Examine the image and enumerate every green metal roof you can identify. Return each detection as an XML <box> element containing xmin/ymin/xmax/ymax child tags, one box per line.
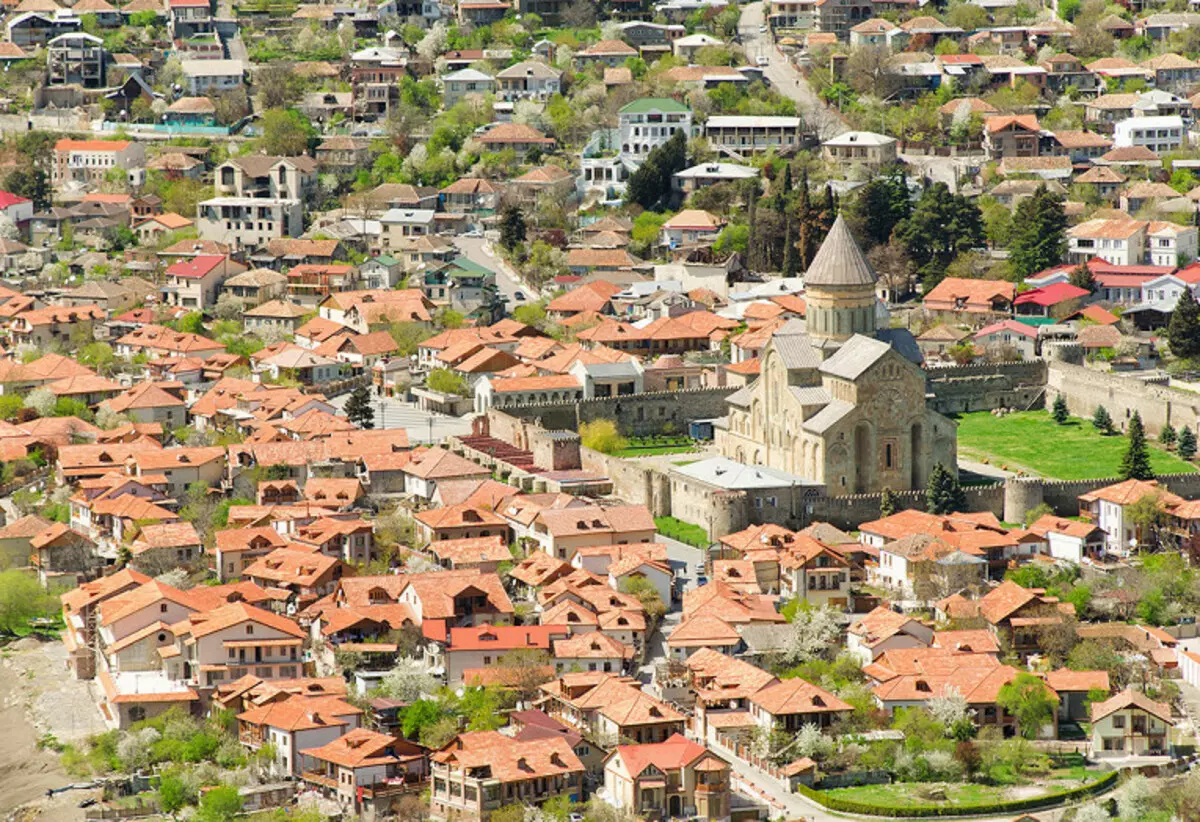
<box><xmin>1014</xmin><ymin>316</ymin><xmax>1059</xmax><ymax>326</ymax></box>
<box><xmin>371</xmin><ymin>254</ymin><xmax>399</xmax><ymax>266</ymax></box>
<box><xmin>449</xmin><ymin>255</ymin><xmax>493</xmax><ymax>276</ymax></box>
<box><xmin>619</xmin><ymin>97</ymin><xmax>691</xmax><ymax>114</ymax></box>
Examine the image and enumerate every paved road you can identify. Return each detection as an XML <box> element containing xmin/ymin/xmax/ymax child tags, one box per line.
<box><xmin>737</xmin><ymin>2</ymin><xmax>847</xmax><ymax>140</ymax></box>
<box><xmin>329</xmin><ymin>393</ymin><xmax>473</xmax><ymax>443</ymax></box>
<box><xmin>454</xmin><ymin>236</ymin><xmax>532</xmax><ymax>306</ymax></box>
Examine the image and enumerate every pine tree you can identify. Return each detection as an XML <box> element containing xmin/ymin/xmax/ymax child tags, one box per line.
<box><xmin>1119</xmin><ymin>412</ymin><xmax>1154</xmax><ymax>481</ymax></box>
<box><xmin>1161</xmin><ymin>423</ymin><xmax>1177</xmax><ymax>450</ymax></box>
<box><xmin>1068</xmin><ymin>262</ymin><xmax>1097</xmax><ymax>293</ymax></box>
<box><xmin>1180</xmin><ymin>427</ymin><xmax>1197</xmax><ymax>459</ymax></box>
<box><xmin>1093</xmin><ymin>405</ymin><xmax>1114</xmax><ymax>435</ymax></box>
<box><xmin>499</xmin><ymin>204</ymin><xmax>526</xmax><ymax>250</ymax></box>
<box><xmin>926</xmin><ymin>463</ymin><xmax>967</xmax><ymax>515</ymax></box>
<box><xmin>1051</xmin><ymin>394</ymin><xmax>1069</xmax><ymax>424</ymax></box>
<box><xmin>880</xmin><ymin>487</ymin><xmax>896</xmax><ymax>518</ymax></box>
<box><xmin>345</xmin><ymin>385</ymin><xmax>375</xmax><ymax>430</ymax></box>
<box><xmin>1168</xmin><ymin>288</ymin><xmax>1200</xmax><ymax>360</ymax></box>
<box><xmin>1009</xmin><ymin>185</ymin><xmax>1068</xmax><ymax>279</ymax></box>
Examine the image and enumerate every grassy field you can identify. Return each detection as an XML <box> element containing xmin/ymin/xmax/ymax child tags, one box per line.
<box><xmin>824</xmin><ymin>771</ymin><xmax>1107</xmax><ymax>810</ymax></box>
<box><xmin>956</xmin><ymin>411</ymin><xmax>1197</xmax><ymax>480</ymax></box>
<box><xmin>612</xmin><ymin>445</ymin><xmax>699</xmax><ymax>457</ymax></box>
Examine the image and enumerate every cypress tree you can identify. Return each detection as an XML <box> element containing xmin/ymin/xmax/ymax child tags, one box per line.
<box><xmin>880</xmin><ymin>487</ymin><xmax>896</xmax><ymax>518</ymax></box>
<box><xmin>1092</xmin><ymin>405</ymin><xmax>1113</xmax><ymax>434</ymax></box>
<box><xmin>797</xmin><ymin>169</ymin><xmax>813</xmax><ymax>269</ymax></box>
<box><xmin>1119</xmin><ymin>412</ymin><xmax>1154</xmax><ymax>481</ymax></box>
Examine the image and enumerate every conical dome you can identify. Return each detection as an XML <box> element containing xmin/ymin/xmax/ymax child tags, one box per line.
<box><xmin>803</xmin><ymin>214</ymin><xmax>877</xmax><ymax>287</ymax></box>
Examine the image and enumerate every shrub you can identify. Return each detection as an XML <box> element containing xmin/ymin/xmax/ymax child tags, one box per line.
<box><xmin>580</xmin><ymin>419</ymin><xmax>627</xmax><ymax>454</ymax></box>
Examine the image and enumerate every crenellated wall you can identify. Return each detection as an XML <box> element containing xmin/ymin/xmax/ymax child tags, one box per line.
<box><xmin>1047</xmin><ymin>361</ymin><xmax>1200</xmax><ymax>437</ymax></box>
<box><xmin>926</xmin><ymin>361</ymin><xmax>1048</xmax><ymax>415</ymax></box>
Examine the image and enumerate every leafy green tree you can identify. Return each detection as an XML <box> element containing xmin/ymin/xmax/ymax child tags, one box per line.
<box><xmin>258</xmin><ymin>109</ymin><xmax>315</xmax><ymax>156</ymax></box>
<box><xmin>1180</xmin><ymin>427</ymin><xmax>1197</xmax><ymax>459</ymax></box>
<box><xmin>512</xmin><ymin>302</ymin><xmax>546</xmax><ymax>328</ymax></box>
<box><xmin>1168</xmin><ymin>288</ymin><xmax>1200</xmax><ymax>360</ymax></box>
<box><xmin>1118</xmin><ymin>411</ymin><xmax>1154</xmax><ymax>480</ymax></box>
<box><xmin>176</xmin><ymin>312</ymin><xmax>205</xmax><ymax>334</ymax></box>
<box><xmin>926</xmin><ymin>462</ymin><xmax>966</xmax><ymax>515</ymax></box>
<box><xmin>895</xmin><ymin>182</ymin><xmax>985</xmax><ymax>288</ymax></box>
<box><xmin>437</xmin><ymin>309</ymin><xmax>465</xmax><ymax>329</ymax></box>
<box><xmin>157</xmin><ymin>771</ymin><xmax>193</xmax><ymax>813</ymax></box>
<box><xmin>426</xmin><ymin>368</ymin><xmax>469</xmax><ymax>397</ymax></box>
<box><xmin>0</xmin><ymin>394</ymin><xmax>24</xmax><ymax>420</ymax></box>
<box><xmin>1009</xmin><ymin>185</ymin><xmax>1067</xmax><ymax>279</ymax></box>
<box><xmin>344</xmin><ymin>385</ymin><xmax>375</xmax><ymax>430</ymax></box>
<box><xmin>1051</xmin><ymin>394</ymin><xmax>1069</xmax><ymax>424</ymax></box>
<box><xmin>400</xmin><ymin>699</ymin><xmax>445</xmax><ymax>739</ymax></box>
<box><xmin>997</xmin><ymin>672</ymin><xmax>1059</xmax><ymax>738</ymax></box>
<box><xmin>195</xmin><ymin>785</ymin><xmax>242</xmax><ymax>822</ymax></box>
<box><xmin>1092</xmin><ymin>405</ymin><xmax>1114</xmax><ymax>434</ymax></box>
<box><xmin>499</xmin><ymin>204</ymin><xmax>526</xmax><ymax>250</ymax></box>
<box><xmin>389</xmin><ymin>321</ymin><xmax>432</xmax><ymax>356</ymax></box>
<box><xmin>1161</xmin><ymin>423</ymin><xmax>1177</xmax><ymax>449</ymax></box>
<box><xmin>0</xmin><ymin>570</ymin><xmax>53</xmax><ymax>635</ymax></box>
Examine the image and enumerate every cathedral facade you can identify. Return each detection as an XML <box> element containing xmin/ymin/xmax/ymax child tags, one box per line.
<box><xmin>715</xmin><ymin>216</ymin><xmax>957</xmax><ymax>494</ymax></box>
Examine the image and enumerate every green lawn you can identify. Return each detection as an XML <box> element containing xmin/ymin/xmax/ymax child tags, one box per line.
<box><xmin>655</xmin><ymin>515</ymin><xmax>709</xmax><ymax>548</ymax></box>
<box><xmin>612</xmin><ymin>445</ymin><xmax>699</xmax><ymax>458</ymax></box>
<box><xmin>956</xmin><ymin>411</ymin><xmax>1197</xmax><ymax>480</ymax></box>
<box><xmin>825</xmin><ymin>783</ymin><xmax>1015</xmax><ymax>808</ymax></box>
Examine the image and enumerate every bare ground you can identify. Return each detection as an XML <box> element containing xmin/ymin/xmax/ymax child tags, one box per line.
<box><xmin>0</xmin><ymin>638</ymin><xmax>106</xmax><ymax>821</ymax></box>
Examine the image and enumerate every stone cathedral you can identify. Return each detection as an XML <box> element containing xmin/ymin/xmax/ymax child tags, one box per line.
<box><xmin>716</xmin><ymin>215</ymin><xmax>958</xmax><ymax>494</ymax></box>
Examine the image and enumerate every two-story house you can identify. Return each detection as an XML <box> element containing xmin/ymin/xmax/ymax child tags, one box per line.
<box><xmin>1090</xmin><ymin>689</ymin><xmax>1174</xmax><ymax>758</ymax></box>
<box><xmin>162</xmin><ymin>254</ymin><xmax>247</xmax><ymax>311</ymax></box>
<box><xmin>603</xmin><ymin>736</ymin><xmax>730</xmax><ymax>821</ymax></box>
<box><xmin>495</xmin><ymin>60</ymin><xmax>563</xmax><ymax>101</ymax></box>
<box><xmin>430</xmin><ymin>732</ymin><xmax>584</xmax><ymax>821</ymax></box>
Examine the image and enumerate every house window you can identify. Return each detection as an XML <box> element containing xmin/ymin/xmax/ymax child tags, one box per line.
<box><xmin>1113</xmin><ymin>715</ymin><xmax>1125</xmax><ymax>729</ymax></box>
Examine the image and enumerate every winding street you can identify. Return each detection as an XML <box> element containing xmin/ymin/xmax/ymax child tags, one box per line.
<box><xmin>736</xmin><ymin>2</ymin><xmax>848</xmax><ymax>139</ymax></box>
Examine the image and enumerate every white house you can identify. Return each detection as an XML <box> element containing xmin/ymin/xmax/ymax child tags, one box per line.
<box><xmin>1146</xmin><ymin>221</ymin><xmax>1198</xmax><ymax>268</ymax></box>
<box><xmin>1029</xmin><ymin>514</ymin><xmax>1106</xmax><ymax>565</ymax></box>
<box><xmin>846</xmin><ymin>606</ymin><xmax>933</xmax><ymax>664</ymax></box>
<box><xmin>1078</xmin><ymin>478</ymin><xmax>1180</xmax><ymax>555</ymax></box>
<box><xmin>181</xmin><ymin>59</ymin><xmax>245</xmax><ymax>95</ymax></box>
<box><xmin>1067</xmin><ymin>218</ymin><xmax>1148</xmax><ymax>266</ymax></box>
<box><xmin>1113</xmin><ymin>114</ymin><xmax>1185</xmax><ymax>153</ymax></box>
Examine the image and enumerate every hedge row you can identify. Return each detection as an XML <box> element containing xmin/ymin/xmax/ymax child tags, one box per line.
<box><xmin>795</xmin><ymin>771</ymin><xmax>1118</xmax><ymax>818</ymax></box>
